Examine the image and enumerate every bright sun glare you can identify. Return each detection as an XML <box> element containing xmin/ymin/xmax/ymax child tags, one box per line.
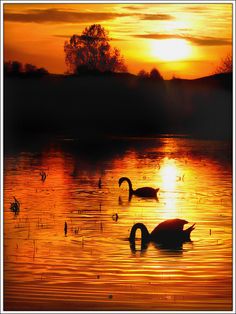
<box><xmin>159</xmin><ymin>159</ymin><xmax>180</xmax><ymax>219</ymax></box>
<box><xmin>160</xmin><ymin>162</ymin><xmax>179</xmax><ymax>191</ymax></box>
<box><xmin>152</xmin><ymin>39</ymin><xmax>191</xmax><ymax>61</ymax></box>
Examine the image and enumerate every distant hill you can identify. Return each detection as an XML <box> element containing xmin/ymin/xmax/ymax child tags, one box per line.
<box><xmin>193</xmin><ymin>72</ymin><xmax>232</xmax><ymax>82</ymax></box>
<box><xmin>4</xmin><ymin>71</ymin><xmax>232</xmax><ymax>148</ymax></box>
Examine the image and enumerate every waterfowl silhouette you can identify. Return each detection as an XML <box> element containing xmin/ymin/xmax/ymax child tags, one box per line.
<box><xmin>40</xmin><ymin>171</ymin><xmax>47</xmax><ymax>182</ymax></box>
<box><xmin>129</xmin><ymin>218</ymin><xmax>195</xmax><ymax>249</ymax></box>
<box><xmin>64</xmin><ymin>221</ymin><xmax>68</xmax><ymax>236</ymax></box>
<box><xmin>10</xmin><ymin>196</ymin><xmax>20</xmax><ymax>215</ymax></box>
<box><xmin>112</xmin><ymin>213</ymin><xmax>119</xmax><ymax>222</ymax></box>
<box><xmin>98</xmin><ymin>178</ymin><xmax>102</xmax><ymax>189</ymax></box>
<box><xmin>118</xmin><ymin>177</ymin><xmax>159</xmax><ymax>199</ymax></box>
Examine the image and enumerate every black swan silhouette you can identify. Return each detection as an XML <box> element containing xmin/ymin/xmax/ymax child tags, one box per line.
<box><xmin>129</xmin><ymin>218</ymin><xmax>195</xmax><ymax>248</ymax></box>
<box><xmin>119</xmin><ymin>177</ymin><xmax>159</xmax><ymax>199</ymax></box>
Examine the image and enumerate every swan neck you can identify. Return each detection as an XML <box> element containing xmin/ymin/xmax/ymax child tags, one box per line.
<box><xmin>125</xmin><ymin>178</ymin><xmax>133</xmax><ymax>193</ymax></box>
<box><xmin>129</xmin><ymin>223</ymin><xmax>150</xmax><ymax>242</ymax></box>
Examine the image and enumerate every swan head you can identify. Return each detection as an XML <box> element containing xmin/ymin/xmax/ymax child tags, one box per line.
<box><xmin>118</xmin><ymin>177</ymin><xmax>129</xmax><ymax>187</ymax></box>
<box><xmin>177</xmin><ymin>218</ymin><xmax>188</xmax><ymax>225</ymax></box>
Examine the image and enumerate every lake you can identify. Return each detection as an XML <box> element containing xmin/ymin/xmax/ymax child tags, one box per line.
<box><xmin>3</xmin><ymin>136</ymin><xmax>233</xmax><ymax>311</ymax></box>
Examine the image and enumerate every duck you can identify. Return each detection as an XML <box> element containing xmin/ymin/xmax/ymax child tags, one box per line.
<box><xmin>129</xmin><ymin>218</ymin><xmax>195</xmax><ymax>247</ymax></box>
<box><xmin>118</xmin><ymin>177</ymin><xmax>159</xmax><ymax>199</ymax></box>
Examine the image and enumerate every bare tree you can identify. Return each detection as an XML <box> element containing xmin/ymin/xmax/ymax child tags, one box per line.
<box><xmin>64</xmin><ymin>24</ymin><xmax>127</xmax><ymax>74</ymax></box>
<box><xmin>215</xmin><ymin>53</ymin><xmax>232</xmax><ymax>74</ymax></box>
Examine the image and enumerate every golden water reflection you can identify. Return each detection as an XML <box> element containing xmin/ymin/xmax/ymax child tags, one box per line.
<box><xmin>159</xmin><ymin>158</ymin><xmax>179</xmax><ymax>219</ymax></box>
<box><xmin>4</xmin><ymin>137</ymin><xmax>232</xmax><ymax>311</ymax></box>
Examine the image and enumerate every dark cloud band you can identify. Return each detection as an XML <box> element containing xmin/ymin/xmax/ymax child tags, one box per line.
<box><xmin>134</xmin><ymin>33</ymin><xmax>231</xmax><ymax>46</ymax></box>
<box><xmin>53</xmin><ymin>34</ymin><xmax>124</xmax><ymax>41</ymax></box>
<box><xmin>140</xmin><ymin>14</ymin><xmax>174</xmax><ymax>21</ymax></box>
<box><xmin>4</xmin><ymin>8</ymin><xmax>175</xmax><ymax>24</ymax></box>
<box><xmin>4</xmin><ymin>8</ymin><xmax>130</xmax><ymax>23</ymax></box>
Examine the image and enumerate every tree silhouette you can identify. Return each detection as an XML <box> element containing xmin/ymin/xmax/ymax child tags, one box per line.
<box><xmin>215</xmin><ymin>53</ymin><xmax>232</xmax><ymax>74</ymax></box>
<box><xmin>12</xmin><ymin>61</ymin><xmax>23</xmax><ymax>74</ymax></box>
<box><xmin>35</xmin><ymin>67</ymin><xmax>49</xmax><ymax>76</ymax></box>
<box><xmin>4</xmin><ymin>60</ymin><xmax>23</xmax><ymax>75</ymax></box>
<box><xmin>4</xmin><ymin>60</ymin><xmax>48</xmax><ymax>77</ymax></box>
<box><xmin>24</xmin><ymin>63</ymin><xmax>48</xmax><ymax>76</ymax></box>
<box><xmin>25</xmin><ymin>63</ymin><xmax>37</xmax><ymax>73</ymax></box>
<box><xmin>149</xmin><ymin>68</ymin><xmax>164</xmax><ymax>81</ymax></box>
<box><xmin>64</xmin><ymin>24</ymin><xmax>127</xmax><ymax>74</ymax></box>
<box><xmin>4</xmin><ymin>61</ymin><xmax>13</xmax><ymax>74</ymax></box>
<box><xmin>138</xmin><ymin>69</ymin><xmax>149</xmax><ymax>79</ymax></box>
<box><xmin>138</xmin><ymin>68</ymin><xmax>164</xmax><ymax>81</ymax></box>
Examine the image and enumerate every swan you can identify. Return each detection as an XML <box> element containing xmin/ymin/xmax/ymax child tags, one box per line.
<box><xmin>118</xmin><ymin>177</ymin><xmax>159</xmax><ymax>199</ymax></box>
<box><xmin>129</xmin><ymin>218</ymin><xmax>195</xmax><ymax>246</ymax></box>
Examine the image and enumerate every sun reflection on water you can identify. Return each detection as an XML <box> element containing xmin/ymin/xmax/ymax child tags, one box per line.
<box><xmin>160</xmin><ymin>158</ymin><xmax>179</xmax><ymax>192</ymax></box>
<box><xmin>158</xmin><ymin>158</ymin><xmax>180</xmax><ymax>219</ymax></box>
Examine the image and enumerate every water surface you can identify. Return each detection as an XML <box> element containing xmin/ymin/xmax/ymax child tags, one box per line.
<box><xmin>4</xmin><ymin>136</ymin><xmax>232</xmax><ymax>311</ymax></box>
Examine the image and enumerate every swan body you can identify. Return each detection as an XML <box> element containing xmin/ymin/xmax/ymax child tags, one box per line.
<box><xmin>119</xmin><ymin>177</ymin><xmax>159</xmax><ymax>198</ymax></box>
<box><xmin>129</xmin><ymin>218</ymin><xmax>195</xmax><ymax>246</ymax></box>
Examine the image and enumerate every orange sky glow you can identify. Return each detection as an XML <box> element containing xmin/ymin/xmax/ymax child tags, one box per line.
<box><xmin>3</xmin><ymin>2</ymin><xmax>233</xmax><ymax>79</ymax></box>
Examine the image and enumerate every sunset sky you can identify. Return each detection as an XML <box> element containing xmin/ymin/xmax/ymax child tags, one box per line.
<box><xmin>3</xmin><ymin>2</ymin><xmax>233</xmax><ymax>79</ymax></box>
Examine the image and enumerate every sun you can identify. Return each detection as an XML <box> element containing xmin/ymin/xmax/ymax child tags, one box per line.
<box><xmin>151</xmin><ymin>39</ymin><xmax>191</xmax><ymax>61</ymax></box>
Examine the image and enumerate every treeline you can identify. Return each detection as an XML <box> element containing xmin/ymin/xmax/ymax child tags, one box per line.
<box><xmin>4</xmin><ymin>60</ymin><xmax>49</xmax><ymax>77</ymax></box>
<box><xmin>137</xmin><ymin>68</ymin><xmax>164</xmax><ymax>81</ymax></box>
<box><xmin>4</xmin><ymin>72</ymin><xmax>232</xmax><ymax>145</ymax></box>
